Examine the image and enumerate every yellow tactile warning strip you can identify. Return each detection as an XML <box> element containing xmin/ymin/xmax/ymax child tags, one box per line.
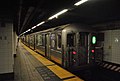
<box><xmin>36</xmin><ymin>49</ymin><xmax>62</xmax><ymax>64</ymax></box>
<box><xmin>21</xmin><ymin>42</ymin><xmax>84</xmax><ymax>81</ymax></box>
<box><xmin>51</xmin><ymin>55</ymin><xmax>62</xmax><ymax>64</ymax></box>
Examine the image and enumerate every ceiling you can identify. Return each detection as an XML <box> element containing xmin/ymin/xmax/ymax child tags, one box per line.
<box><xmin>0</xmin><ymin>0</ymin><xmax>120</xmax><ymax>35</ymax></box>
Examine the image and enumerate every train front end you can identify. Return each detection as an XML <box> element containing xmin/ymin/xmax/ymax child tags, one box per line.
<box><xmin>61</xmin><ymin>25</ymin><xmax>97</xmax><ymax>70</ymax></box>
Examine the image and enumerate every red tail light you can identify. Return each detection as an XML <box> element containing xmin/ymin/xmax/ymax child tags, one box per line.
<box><xmin>91</xmin><ymin>50</ymin><xmax>95</xmax><ymax>53</ymax></box>
<box><xmin>72</xmin><ymin>51</ymin><xmax>76</xmax><ymax>55</ymax></box>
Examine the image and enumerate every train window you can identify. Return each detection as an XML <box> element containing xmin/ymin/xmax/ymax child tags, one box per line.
<box><xmin>30</xmin><ymin>35</ymin><xmax>34</xmax><ymax>45</ymax></box>
<box><xmin>51</xmin><ymin>34</ymin><xmax>55</xmax><ymax>40</ymax></box>
<box><xmin>37</xmin><ymin>34</ymin><xmax>42</xmax><ymax>46</ymax></box>
<box><xmin>42</xmin><ymin>34</ymin><xmax>45</xmax><ymax>46</ymax></box>
<box><xmin>57</xmin><ymin>34</ymin><xmax>61</xmax><ymax>49</ymax></box>
<box><xmin>26</xmin><ymin>36</ymin><xmax>29</xmax><ymax>43</ymax></box>
<box><xmin>67</xmin><ymin>33</ymin><xmax>75</xmax><ymax>47</ymax></box>
<box><xmin>51</xmin><ymin>40</ymin><xmax>55</xmax><ymax>48</ymax></box>
<box><xmin>51</xmin><ymin>34</ymin><xmax>56</xmax><ymax>48</ymax></box>
<box><xmin>36</xmin><ymin>35</ymin><xmax>38</xmax><ymax>46</ymax></box>
<box><xmin>79</xmin><ymin>32</ymin><xmax>88</xmax><ymax>47</ymax></box>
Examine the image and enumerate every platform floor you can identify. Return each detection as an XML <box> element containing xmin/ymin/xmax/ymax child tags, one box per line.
<box><xmin>13</xmin><ymin>42</ymin><xmax>83</xmax><ymax>81</ymax></box>
<box><xmin>14</xmin><ymin>44</ymin><xmax>45</xmax><ymax>81</ymax></box>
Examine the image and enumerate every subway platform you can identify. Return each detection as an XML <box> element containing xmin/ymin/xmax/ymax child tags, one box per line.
<box><xmin>13</xmin><ymin>42</ymin><xmax>83</xmax><ymax>81</ymax></box>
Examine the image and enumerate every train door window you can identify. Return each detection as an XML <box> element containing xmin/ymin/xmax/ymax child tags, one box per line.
<box><xmin>42</xmin><ymin>34</ymin><xmax>45</xmax><ymax>46</ymax></box>
<box><xmin>26</xmin><ymin>36</ymin><xmax>29</xmax><ymax>43</ymax></box>
<box><xmin>31</xmin><ymin>35</ymin><xmax>34</xmax><ymax>45</ymax></box>
<box><xmin>36</xmin><ymin>35</ymin><xmax>38</xmax><ymax>46</ymax></box>
<box><xmin>57</xmin><ymin>33</ymin><xmax>61</xmax><ymax>49</ymax></box>
<box><xmin>30</xmin><ymin>35</ymin><xmax>33</xmax><ymax>44</ymax></box>
<box><xmin>51</xmin><ymin>34</ymin><xmax>56</xmax><ymax>49</ymax></box>
<box><xmin>37</xmin><ymin>34</ymin><xmax>42</xmax><ymax>46</ymax></box>
<box><xmin>67</xmin><ymin>33</ymin><xmax>75</xmax><ymax>47</ymax></box>
<box><xmin>27</xmin><ymin>36</ymin><xmax>29</xmax><ymax>43</ymax></box>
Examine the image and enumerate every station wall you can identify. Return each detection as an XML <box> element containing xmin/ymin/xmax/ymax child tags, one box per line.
<box><xmin>103</xmin><ymin>30</ymin><xmax>120</xmax><ymax>64</ymax></box>
<box><xmin>0</xmin><ymin>22</ymin><xmax>15</xmax><ymax>74</ymax></box>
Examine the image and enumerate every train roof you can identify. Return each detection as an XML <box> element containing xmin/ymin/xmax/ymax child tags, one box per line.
<box><xmin>29</xmin><ymin>23</ymin><xmax>95</xmax><ymax>35</ymax></box>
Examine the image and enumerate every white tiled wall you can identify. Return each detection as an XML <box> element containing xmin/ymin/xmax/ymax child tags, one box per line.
<box><xmin>103</xmin><ymin>30</ymin><xmax>120</xmax><ymax>64</ymax></box>
<box><xmin>0</xmin><ymin>22</ymin><xmax>14</xmax><ymax>74</ymax></box>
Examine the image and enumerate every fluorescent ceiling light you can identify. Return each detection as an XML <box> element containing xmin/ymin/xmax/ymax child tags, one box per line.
<box><xmin>27</xmin><ymin>29</ymin><xmax>31</xmax><ymax>32</ymax></box>
<box><xmin>32</xmin><ymin>26</ymin><xmax>37</xmax><ymax>29</ymax></box>
<box><xmin>25</xmin><ymin>29</ymin><xmax>31</xmax><ymax>33</ymax></box>
<box><xmin>36</xmin><ymin>21</ymin><xmax>45</xmax><ymax>26</ymax></box>
<box><xmin>48</xmin><ymin>9</ymin><xmax>68</xmax><ymax>20</ymax></box>
<box><xmin>74</xmin><ymin>0</ymin><xmax>88</xmax><ymax>6</ymax></box>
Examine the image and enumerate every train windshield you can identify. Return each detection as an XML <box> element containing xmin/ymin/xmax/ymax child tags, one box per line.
<box><xmin>67</xmin><ymin>33</ymin><xmax>75</xmax><ymax>47</ymax></box>
<box><xmin>79</xmin><ymin>32</ymin><xmax>88</xmax><ymax>47</ymax></box>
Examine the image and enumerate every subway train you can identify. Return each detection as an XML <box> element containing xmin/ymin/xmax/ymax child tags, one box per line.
<box><xmin>21</xmin><ymin>24</ymin><xmax>103</xmax><ymax>70</ymax></box>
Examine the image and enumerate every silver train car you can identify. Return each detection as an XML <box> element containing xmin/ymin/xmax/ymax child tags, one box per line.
<box><xmin>21</xmin><ymin>24</ymin><xmax>100</xmax><ymax>69</ymax></box>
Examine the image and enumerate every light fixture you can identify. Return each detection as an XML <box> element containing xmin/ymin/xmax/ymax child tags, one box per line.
<box><xmin>36</xmin><ymin>21</ymin><xmax>45</xmax><ymax>26</ymax></box>
<box><xmin>74</xmin><ymin>0</ymin><xmax>88</xmax><ymax>6</ymax></box>
<box><xmin>25</xmin><ymin>29</ymin><xmax>31</xmax><ymax>33</ymax></box>
<box><xmin>32</xmin><ymin>26</ymin><xmax>37</xmax><ymax>29</ymax></box>
<box><xmin>92</xmin><ymin>36</ymin><xmax>96</xmax><ymax>44</ymax></box>
<box><xmin>48</xmin><ymin>9</ymin><xmax>68</xmax><ymax>20</ymax></box>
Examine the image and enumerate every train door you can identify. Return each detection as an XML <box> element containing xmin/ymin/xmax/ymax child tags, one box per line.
<box><xmin>64</xmin><ymin>33</ymin><xmax>76</xmax><ymax>68</ymax></box>
<box><xmin>45</xmin><ymin>34</ymin><xmax>50</xmax><ymax>58</ymax></box>
<box><xmin>78</xmin><ymin>32</ymin><xmax>88</xmax><ymax>65</ymax></box>
<box><xmin>34</xmin><ymin>35</ymin><xmax>36</xmax><ymax>50</ymax></box>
